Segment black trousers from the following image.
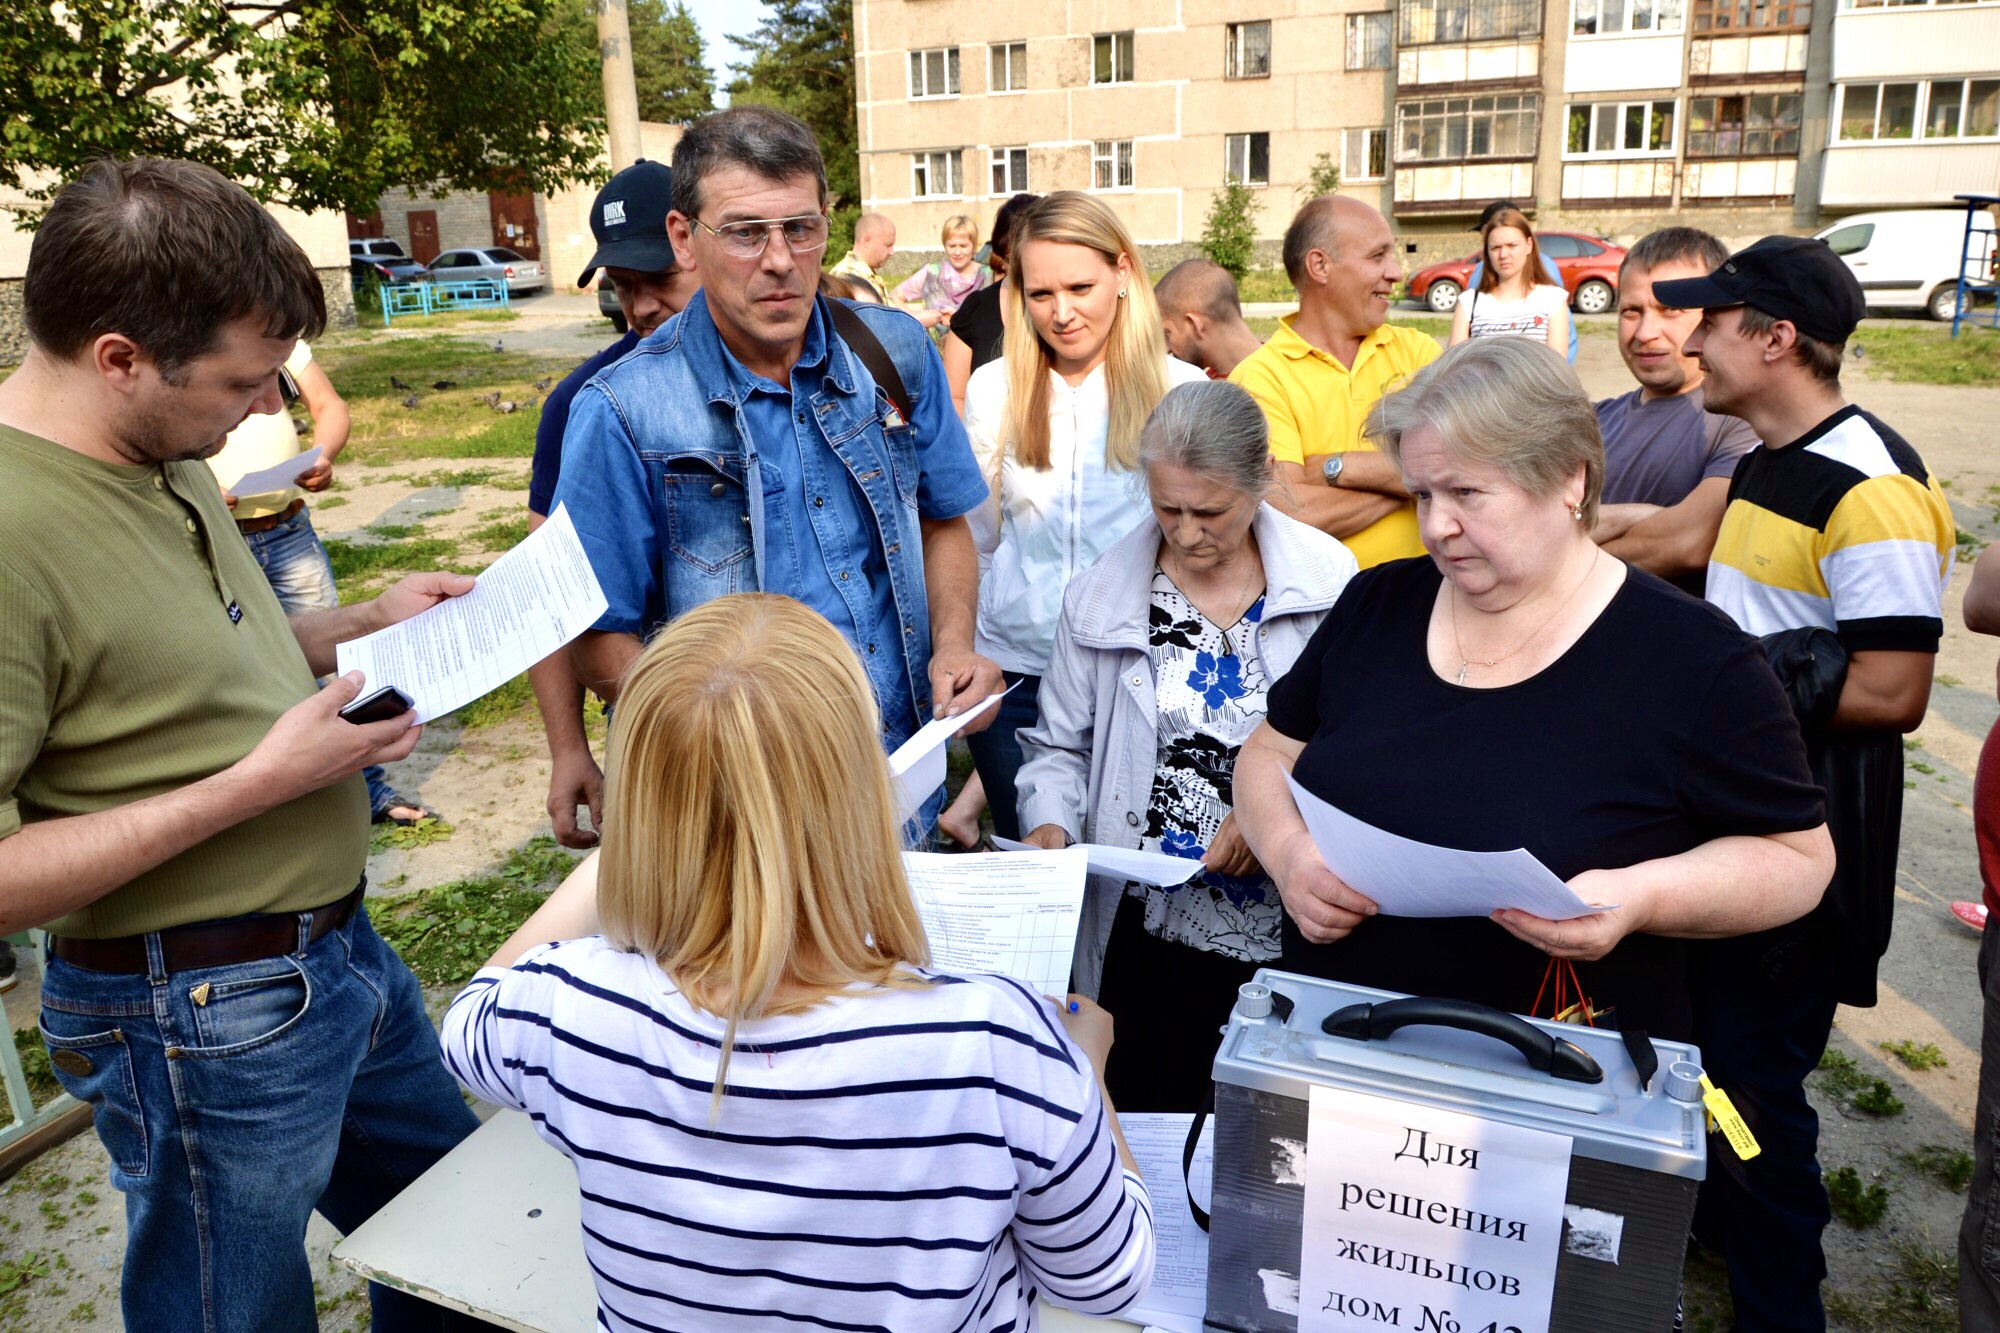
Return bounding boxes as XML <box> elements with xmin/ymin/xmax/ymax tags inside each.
<box><xmin>1096</xmin><ymin>893</ymin><xmax>1263</xmax><ymax>1113</ymax></box>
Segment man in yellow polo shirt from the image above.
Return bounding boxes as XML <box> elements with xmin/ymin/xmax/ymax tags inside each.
<box><xmin>1231</xmin><ymin>195</ymin><xmax>1440</xmax><ymax>568</ymax></box>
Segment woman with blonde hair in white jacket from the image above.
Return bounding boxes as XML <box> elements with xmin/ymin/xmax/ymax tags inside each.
<box><xmin>963</xmin><ymin>191</ymin><xmax>1205</xmax><ymax>841</ymax></box>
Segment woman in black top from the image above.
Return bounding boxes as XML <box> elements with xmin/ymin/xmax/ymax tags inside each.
<box><xmin>1233</xmin><ymin>338</ymin><xmax>1833</xmax><ymax>1040</ymax></box>
<box><xmin>944</xmin><ymin>193</ymin><xmax>1038</xmax><ymax>413</ymax></box>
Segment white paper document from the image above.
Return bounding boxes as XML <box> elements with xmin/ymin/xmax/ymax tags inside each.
<box><xmin>902</xmin><ymin>850</ymin><xmax>1085</xmax><ymax>996</ymax></box>
<box><xmin>888</xmin><ymin>684</ymin><xmax>1015</xmax><ymax>823</ymax></box>
<box><xmin>1117</xmin><ymin>1113</ymin><xmax>1213</xmax><ymax>1332</ymax></box>
<box><xmin>1286</xmin><ymin>775</ymin><xmax>1609</xmax><ymax>920</ymax></box>
<box><xmin>224</xmin><ymin>446</ymin><xmax>324</xmax><ymax>498</ymax></box>
<box><xmin>335</xmin><ymin>504</ymin><xmax>608</xmax><ymax>723</ymax></box>
<box><xmin>990</xmin><ymin>836</ymin><xmax>1203</xmax><ymax>888</ymax></box>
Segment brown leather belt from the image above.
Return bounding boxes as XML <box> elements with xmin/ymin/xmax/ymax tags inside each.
<box><xmin>49</xmin><ymin>885</ymin><xmax>365</xmax><ymax>975</ymax></box>
<box><xmin>234</xmin><ymin>497</ymin><xmax>308</xmax><ymax>534</ymax></box>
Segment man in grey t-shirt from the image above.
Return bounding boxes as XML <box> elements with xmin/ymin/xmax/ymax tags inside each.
<box><xmin>1592</xmin><ymin>227</ymin><xmax>1761</xmax><ymax>592</ymax></box>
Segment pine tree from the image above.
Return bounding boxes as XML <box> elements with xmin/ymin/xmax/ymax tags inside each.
<box><xmin>727</xmin><ymin>0</ymin><xmax>858</xmax><ymax>210</ymax></box>
<box><xmin>630</xmin><ymin>0</ymin><xmax>715</xmax><ymax>126</ymax></box>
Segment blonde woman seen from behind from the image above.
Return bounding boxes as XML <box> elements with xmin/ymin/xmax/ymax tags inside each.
<box><xmin>1450</xmin><ymin>206</ymin><xmax>1571</xmax><ymax>356</ymax></box>
<box><xmin>439</xmin><ymin>595</ymin><xmax>1153</xmax><ymax>1331</ymax></box>
<box><xmin>963</xmin><ymin>191</ymin><xmax>1206</xmax><ymax>840</ymax></box>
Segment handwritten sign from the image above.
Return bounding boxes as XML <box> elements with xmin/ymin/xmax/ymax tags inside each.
<box><xmin>1299</xmin><ymin>1086</ymin><xmax>1571</xmax><ymax>1333</ymax></box>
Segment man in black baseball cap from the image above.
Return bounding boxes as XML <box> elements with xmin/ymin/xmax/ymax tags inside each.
<box><xmin>1667</xmin><ymin>234</ymin><xmax>1953</xmax><ymax>1333</ymax></box>
<box><xmin>525</xmin><ymin>158</ymin><xmax>703</xmax><ymax>853</ymax></box>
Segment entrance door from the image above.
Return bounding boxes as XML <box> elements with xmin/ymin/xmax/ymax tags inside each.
<box><xmin>408</xmin><ymin>210</ymin><xmax>441</xmax><ymax>265</ymax></box>
<box><xmin>488</xmin><ymin>193</ymin><xmax>541</xmax><ymax>259</ymax></box>
<box><xmin>346</xmin><ymin>210</ymin><xmax>384</xmax><ymax>240</ymax></box>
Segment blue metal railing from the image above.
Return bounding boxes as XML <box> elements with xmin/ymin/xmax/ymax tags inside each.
<box><xmin>1950</xmin><ymin>194</ymin><xmax>1999</xmax><ymax>339</ymax></box>
<box><xmin>378</xmin><ymin>278</ymin><xmax>511</xmax><ymax>325</ymax></box>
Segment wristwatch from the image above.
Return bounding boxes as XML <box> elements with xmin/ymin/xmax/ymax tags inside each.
<box><xmin>1321</xmin><ymin>455</ymin><xmax>1344</xmax><ymax>487</ymax></box>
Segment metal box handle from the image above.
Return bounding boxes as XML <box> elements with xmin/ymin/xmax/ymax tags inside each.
<box><xmin>1322</xmin><ymin>996</ymin><xmax>1605</xmax><ymax>1085</ymax></box>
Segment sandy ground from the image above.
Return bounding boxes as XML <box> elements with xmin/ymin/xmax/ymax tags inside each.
<box><xmin>3</xmin><ymin>308</ymin><xmax>1997</xmax><ymax>1329</ymax></box>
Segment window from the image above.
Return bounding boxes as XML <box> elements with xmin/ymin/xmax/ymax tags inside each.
<box><xmin>989</xmin><ymin>41</ymin><xmax>1027</xmax><ymax>93</ymax></box>
<box><xmin>911</xmin><ymin>150</ymin><xmax>962</xmax><ymax>197</ymax></box>
<box><xmin>1836</xmin><ymin>81</ymin><xmax>1921</xmax><ymax>140</ymax></box>
<box><xmin>1923</xmin><ymin>78</ymin><xmax>2000</xmax><ymax>138</ymax></box>
<box><xmin>1395</xmin><ymin>94</ymin><xmax>1541</xmax><ymax>160</ymax></box>
<box><xmin>1225</xmin><ymin>132</ymin><xmax>1272</xmax><ymax>185</ymax></box>
<box><xmin>1344</xmin><ymin>127</ymin><xmax>1390</xmax><ymax>179</ymax></box>
<box><xmin>1226</xmin><ymin>21</ymin><xmax>1273</xmax><ymax>78</ymax></box>
<box><xmin>908</xmin><ymin>47</ymin><xmax>961</xmax><ymax>99</ymax></box>
<box><xmin>1822</xmin><ymin>223</ymin><xmax>1874</xmax><ymax>256</ymax></box>
<box><xmin>1092</xmin><ymin>138</ymin><xmax>1136</xmax><ymax>189</ymax></box>
<box><xmin>990</xmin><ymin>146</ymin><xmax>1030</xmax><ymax>194</ymax></box>
<box><xmin>1686</xmin><ymin>93</ymin><xmax>1803</xmax><ymax>155</ymax></box>
<box><xmin>1845</xmin><ymin>0</ymin><xmax>1979</xmax><ymax>8</ymax></box>
<box><xmin>1565</xmin><ymin>99</ymin><xmax>1678</xmax><ymax>155</ymax></box>
<box><xmin>1398</xmin><ymin>0</ymin><xmax>1541</xmax><ymax>45</ymax></box>
<box><xmin>1093</xmin><ymin>32</ymin><xmax>1135</xmax><ymax>84</ymax></box>
<box><xmin>1691</xmin><ymin>0</ymin><xmax>1810</xmax><ymax>29</ymax></box>
<box><xmin>1573</xmin><ymin>0</ymin><xmax>1686</xmax><ymax>33</ymax></box>
<box><xmin>1347</xmin><ymin>12</ymin><xmax>1393</xmax><ymax>68</ymax></box>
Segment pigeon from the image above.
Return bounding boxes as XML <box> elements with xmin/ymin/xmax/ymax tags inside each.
<box><xmin>490</xmin><ymin>340</ymin><xmax>505</xmax><ymax>353</ymax></box>
<box><xmin>495</xmin><ymin>401</ymin><xmax>519</xmax><ymax>414</ymax></box>
<box><xmin>390</xmin><ymin>375</ymin><xmax>414</xmax><ymax>391</ymax></box>
<box><xmin>525</xmin><ymin>396</ymin><xmax>540</xmax><ymax>410</ymax></box>
<box><xmin>400</xmin><ymin>394</ymin><xmax>421</xmax><ymax>409</ymax></box>
<box><xmin>475</xmin><ymin>391</ymin><xmax>502</xmax><ymax>408</ymax></box>
<box><xmin>1851</xmin><ymin>342</ymin><xmax>1866</xmax><ymax>362</ymax></box>
<box><xmin>431</xmin><ymin>379</ymin><xmax>457</xmax><ymax>390</ymax></box>
<box><xmin>532</xmin><ymin>377</ymin><xmax>552</xmax><ymax>392</ymax></box>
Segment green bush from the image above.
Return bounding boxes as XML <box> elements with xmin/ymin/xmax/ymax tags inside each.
<box><xmin>1303</xmin><ymin>151</ymin><xmax>1341</xmax><ymax>200</ymax></box>
<box><xmin>1826</xmin><ymin>1166</ymin><xmax>1891</xmax><ymax>1228</ymax></box>
<box><xmin>1201</xmin><ymin>181</ymin><xmax>1261</xmax><ymax>281</ymax></box>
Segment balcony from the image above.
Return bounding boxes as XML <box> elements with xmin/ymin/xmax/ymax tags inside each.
<box><xmin>1681</xmin><ymin>155</ymin><xmax>1798</xmax><ymax>201</ymax></box>
<box><xmin>1831</xmin><ymin>4</ymin><xmax>2000</xmax><ymax>82</ymax></box>
<box><xmin>1394</xmin><ymin>160</ymin><xmax>1538</xmax><ymax>212</ymax></box>
<box><xmin>1564</xmin><ymin>33</ymin><xmax>1689</xmax><ymax>93</ymax></box>
<box><xmin>1562</xmin><ymin>159</ymin><xmax>1678</xmax><ymax>205</ymax></box>
<box><xmin>1397</xmin><ymin>0</ymin><xmax>1543</xmax><ymax>88</ymax></box>
<box><xmin>1821</xmin><ymin>139</ymin><xmax>2000</xmax><ymax>207</ymax></box>
<box><xmin>1689</xmin><ymin>32</ymin><xmax>1809</xmax><ymax>82</ymax></box>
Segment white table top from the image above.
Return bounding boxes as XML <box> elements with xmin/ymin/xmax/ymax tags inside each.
<box><xmin>335</xmin><ymin>1109</ymin><xmax>1142</xmax><ymax>1332</ymax></box>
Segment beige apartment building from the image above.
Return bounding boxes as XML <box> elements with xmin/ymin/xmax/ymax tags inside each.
<box><xmin>853</xmin><ymin>0</ymin><xmax>2000</xmax><ymax>268</ymax></box>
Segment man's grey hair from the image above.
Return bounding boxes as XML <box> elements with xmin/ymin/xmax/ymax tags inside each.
<box><xmin>1619</xmin><ymin>226</ymin><xmax>1730</xmax><ymax>284</ymax></box>
<box><xmin>671</xmin><ymin>106</ymin><xmax>827</xmax><ymax>219</ymax></box>
<box><xmin>1138</xmin><ymin>381</ymin><xmax>1276</xmax><ymax>503</ymax></box>
<box><xmin>1282</xmin><ymin>196</ymin><xmax>1341</xmax><ymax>287</ymax></box>
<box><xmin>1366</xmin><ymin>338</ymin><xmax>1605</xmax><ymax>527</ymax></box>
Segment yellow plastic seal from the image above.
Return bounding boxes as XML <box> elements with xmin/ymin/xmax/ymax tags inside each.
<box><xmin>1699</xmin><ymin>1075</ymin><xmax>1761</xmax><ymax>1161</ymax></box>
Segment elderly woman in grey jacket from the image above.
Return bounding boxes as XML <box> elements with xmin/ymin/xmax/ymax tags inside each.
<box><xmin>1016</xmin><ymin>380</ymin><xmax>1357</xmax><ymax>1110</ymax></box>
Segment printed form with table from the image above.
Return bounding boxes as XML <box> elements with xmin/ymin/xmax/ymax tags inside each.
<box><xmin>330</xmin><ymin>519</ymin><xmax>1638</xmax><ymax>1333</ymax></box>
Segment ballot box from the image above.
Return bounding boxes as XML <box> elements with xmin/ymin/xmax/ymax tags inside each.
<box><xmin>1203</xmin><ymin>972</ymin><xmax>1706</xmax><ymax>1333</ymax></box>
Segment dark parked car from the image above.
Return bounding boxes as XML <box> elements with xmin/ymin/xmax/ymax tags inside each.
<box><xmin>349</xmin><ymin>238</ymin><xmax>429</xmax><ymax>286</ymax></box>
<box><xmin>1407</xmin><ymin>232</ymin><xmax>1628</xmax><ymax>316</ymax></box>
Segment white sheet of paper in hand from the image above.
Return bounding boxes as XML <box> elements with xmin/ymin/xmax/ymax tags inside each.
<box><xmin>334</xmin><ymin>503</ymin><xmax>608</xmax><ymax>723</ymax></box>
<box><xmin>1285</xmin><ymin>774</ymin><xmax>1610</xmax><ymax>920</ymax></box>
<box><xmin>224</xmin><ymin>446</ymin><xmax>324</xmax><ymax>498</ymax></box>
<box><xmin>902</xmin><ymin>849</ymin><xmax>1085</xmax><ymax>996</ymax></box>
<box><xmin>887</xmin><ymin>683</ymin><xmax>1015</xmax><ymax>823</ymax></box>
<box><xmin>1118</xmin><ymin>1112</ymin><xmax>1213</xmax><ymax>1332</ymax></box>
<box><xmin>990</xmin><ymin>836</ymin><xmax>1203</xmax><ymax>888</ymax></box>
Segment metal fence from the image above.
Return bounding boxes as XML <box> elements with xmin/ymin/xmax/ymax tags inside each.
<box><xmin>378</xmin><ymin>278</ymin><xmax>511</xmax><ymax>325</ymax></box>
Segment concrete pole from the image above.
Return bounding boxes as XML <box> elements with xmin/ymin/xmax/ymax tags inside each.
<box><xmin>596</xmin><ymin>0</ymin><xmax>643</xmax><ymax>170</ymax></box>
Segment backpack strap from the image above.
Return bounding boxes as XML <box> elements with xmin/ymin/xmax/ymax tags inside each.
<box><xmin>825</xmin><ymin>298</ymin><xmax>915</xmax><ymax>424</ymax></box>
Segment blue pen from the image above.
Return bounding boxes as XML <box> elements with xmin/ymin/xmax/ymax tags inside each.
<box><xmin>1068</xmin><ymin>1001</ymin><xmax>1079</xmax><ymax>1014</ymax></box>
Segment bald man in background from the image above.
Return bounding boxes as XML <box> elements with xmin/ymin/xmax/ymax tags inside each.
<box><xmin>828</xmin><ymin>212</ymin><xmax>897</xmax><ymax>301</ymax></box>
<box><xmin>1155</xmin><ymin>260</ymin><xmax>1265</xmax><ymax>380</ymax></box>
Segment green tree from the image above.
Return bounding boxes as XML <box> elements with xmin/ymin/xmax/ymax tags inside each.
<box><xmin>0</xmin><ymin>0</ymin><xmax>606</xmax><ymax>215</ymax></box>
<box><xmin>630</xmin><ymin>0</ymin><xmax>714</xmax><ymax>126</ymax></box>
<box><xmin>1303</xmin><ymin>151</ymin><xmax>1342</xmax><ymax>200</ymax></box>
<box><xmin>1202</xmin><ymin>181</ymin><xmax>1261</xmax><ymax>280</ymax></box>
<box><xmin>727</xmin><ymin>0</ymin><xmax>858</xmax><ymax>209</ymax></box>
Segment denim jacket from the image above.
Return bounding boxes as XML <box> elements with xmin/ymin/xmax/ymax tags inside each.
<box><xmin>552</xmin><ymin>291</ymin><xmax>988</xmax><ymax>752</ymax></box>
<box><xmin>1015</xmin><ymin>504</ymin><xmax>1358</xmax><ymax>996</ymax></box>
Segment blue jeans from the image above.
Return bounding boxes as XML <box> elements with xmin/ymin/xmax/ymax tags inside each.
<box><xmin>241</xmin><ymin>505</ymin><xmax>401</xmax><ymax>817</ymax></box>
<box><xmin>39</xmin><ymin>905</ymin><xmax>483</xmax><ymax>1332</ymax></box>
<box><xmin>965</xmin><ymin>672</ymin><xmax>1042</xmax><ymax>842</ymax></box>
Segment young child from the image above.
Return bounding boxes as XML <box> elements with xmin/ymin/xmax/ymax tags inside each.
<box><xmin>439</xmin><ymin>594</ymin><xmax>1154</xmax><ymax>1332</ymax></box>
<box><xmin>895</xmin><ymin>214</ymin><xmax>991</xmax><ymax>331</ymax></box>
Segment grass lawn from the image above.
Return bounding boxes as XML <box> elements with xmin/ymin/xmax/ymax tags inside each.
<box><xmin>1852</xmin><ymin>323</ymin><xmax>2000</xmax><ymax>386</ymax></box>
<box><xmin>313</xmin><ymin>335</ymin><xmax>578</xmax><ymax>466</ymax></box>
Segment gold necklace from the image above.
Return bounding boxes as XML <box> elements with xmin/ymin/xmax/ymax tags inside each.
<box><xmin>1163</xmin><ymin>551</ymin><xmax>1263</xmax><ymax>655</ymax></box>
<box><xmin>1449</xmin><ymin>548</ymin><xmax>1601</xmax><ymax>687</ymax></box>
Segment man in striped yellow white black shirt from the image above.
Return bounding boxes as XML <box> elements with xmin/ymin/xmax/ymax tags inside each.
<box><xmin>1657</xmin><ymin>235</ymin><xmax>1954</xmax><ymax>1333</ymax></box>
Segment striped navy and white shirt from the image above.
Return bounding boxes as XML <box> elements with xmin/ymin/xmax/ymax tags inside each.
<box><xmin>441</xmin><ymin>938</ymin><xmax>1154</xmax><ymax>1332</ymax></box>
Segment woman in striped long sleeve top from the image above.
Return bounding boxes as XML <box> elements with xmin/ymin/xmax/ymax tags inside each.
<box><xmin>439</xmin><ymin>593</ymin><xmax>1154</xmax><ymax>1332</ymax></box>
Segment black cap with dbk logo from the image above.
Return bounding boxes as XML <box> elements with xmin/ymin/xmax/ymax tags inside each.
<box><xmin>1650</xmin><ymin>234</ymin><xmax>1868</xmax><ymax>345</ymax></box>
<box><xmin>577</xmin><ymin>160</ymin><xmax>680</xmax><ymax>288</ymax></box>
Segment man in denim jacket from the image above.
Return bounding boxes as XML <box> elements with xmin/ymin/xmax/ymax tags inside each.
<box><xmin>553</xmin><ymin>108</ymin><xmax>1001</xmax><ymax>818</ymax></box>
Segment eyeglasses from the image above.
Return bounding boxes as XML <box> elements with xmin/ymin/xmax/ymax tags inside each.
<box><xmin>690</xmin><ymin>213</ymin><xmax>831</xmax><ymax>259</ymax></box>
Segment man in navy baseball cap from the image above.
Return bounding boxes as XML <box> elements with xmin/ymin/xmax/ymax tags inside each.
<box><xmin>525</xmin><ymin>157</ymin><xmax>703</xmax><ymax>852</ymax></box>
<box><xmin>1668</xmin><ymin>231</ymin><xmax>1952</xmax><ymax>1333</ymax></box>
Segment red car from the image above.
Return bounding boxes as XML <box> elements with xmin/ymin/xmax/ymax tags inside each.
<box><xmin>1406</xmin><ymin>231</ymin><xmax>1627</xmax><ymax>316</ymax></box>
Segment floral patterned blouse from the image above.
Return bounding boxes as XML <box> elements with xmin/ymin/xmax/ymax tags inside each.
<box><xmin>1127</xmin><ymin>569</ymin><xmax>1282</xmax><ymax>962</ymax></box>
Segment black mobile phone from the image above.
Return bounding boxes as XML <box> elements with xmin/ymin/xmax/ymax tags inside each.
<box><xmin>339</xmin><ymin>686</ymin><xmax>414</xmax><ymax>725</ymax></box>
<box><xmin>278</xmin><ymin>365</ymin><xmax>301</xmax><ymax>408</ymax></box>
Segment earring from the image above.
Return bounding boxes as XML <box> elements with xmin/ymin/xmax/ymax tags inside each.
<box><xmin>1117</xmin><ymin>287</ymin><xmax>1128</xmax><ymax>299</ymax></box>
<box><xmin>1571</xmin><ymin>503</ymin><xmax>1585</xmax><ymax>522</ymax></box>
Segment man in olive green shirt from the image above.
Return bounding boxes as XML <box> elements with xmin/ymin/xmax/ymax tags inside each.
<box><xmin>0</xmin><ymin>159</ymin><xmax>491</xmax><ymax>1332</ymax></box>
